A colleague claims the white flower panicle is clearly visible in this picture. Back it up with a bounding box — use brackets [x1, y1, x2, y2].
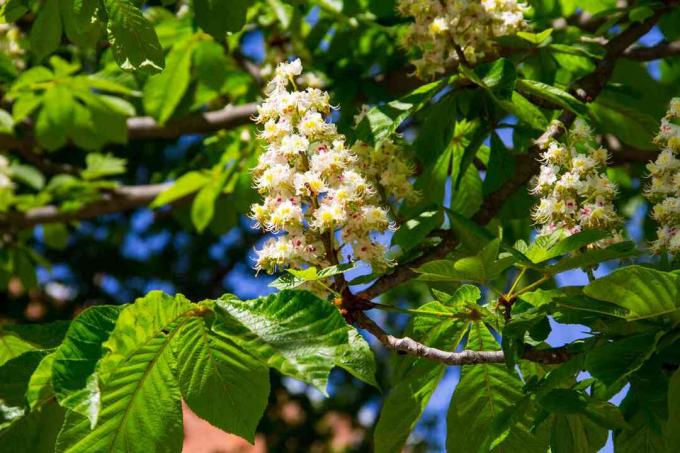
[645, 98, 680, 255]
[250, 59, 417, 274]
[397, 0, 527, 78]
[531, 119, 622, 244]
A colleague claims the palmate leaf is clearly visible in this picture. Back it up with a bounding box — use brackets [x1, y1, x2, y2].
[374, 286, 477, 453]
[215, 290, 377, 391]
[447, 322, 548, 453]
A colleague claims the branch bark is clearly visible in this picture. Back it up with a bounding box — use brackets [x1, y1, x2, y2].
[0, 183, 175, 230]
[356, 312, 571, 365]
[0, 103, 258, 151]
[624, 40, 680, 61]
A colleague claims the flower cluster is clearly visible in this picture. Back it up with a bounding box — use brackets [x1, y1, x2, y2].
[0, 23, 24, 69]
[0, 155, 13, 191]
[645, 98, 680, 255]
[397, 0, 527, 78]
[531, 119, 622, 243]
[250, 59, 417, 274]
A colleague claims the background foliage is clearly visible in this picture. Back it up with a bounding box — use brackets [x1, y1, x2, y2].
[0, 0, 679, 452]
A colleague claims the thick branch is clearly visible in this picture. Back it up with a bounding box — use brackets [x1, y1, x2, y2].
[624, 41, 680, 61]
[0, 103, 258, 151]
[356, 313, 571, 365]
[0, 183, 175, 230]
[357, 9, 664, 301]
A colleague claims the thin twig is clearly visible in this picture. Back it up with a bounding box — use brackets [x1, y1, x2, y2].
[355, 312, 571, 365]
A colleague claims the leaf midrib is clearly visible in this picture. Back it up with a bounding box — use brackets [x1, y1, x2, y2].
[106, 317, 188, 453]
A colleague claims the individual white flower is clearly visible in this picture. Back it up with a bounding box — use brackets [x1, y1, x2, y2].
[250, 59, 417, 275]
[645, 98, 680, 255]
[531, 119, 622, 245]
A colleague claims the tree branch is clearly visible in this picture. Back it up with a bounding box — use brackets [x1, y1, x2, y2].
[355, 312, 571, 365]
[624, 40, 680, 61]
[0, 183, 177, 230]
[0, 103, 258, 152]
[357, 8, 665, 301]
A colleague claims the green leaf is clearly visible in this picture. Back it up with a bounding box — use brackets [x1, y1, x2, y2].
[9, 163, 45, 191]
[546, 241, 637, 276]
[585, 333, 660, 386]
[374, 305, 469, 453]
[12, 92, 43, 122]
[550, 413, 608, 453]
[0, 350, 48, 408]
[0, 109, 13, 134]
[665, 368, 680, 448]
[26, 352, 56, 409]
[270, 263, 356, 290]
[151, 171, 210, 208]
[215, 290, 376, 392]
[0, 400, 65, 453]
[498, 91, 549, 130]
[471, 58, 517, 99]
[450, 163, 482, 218]
[56, 292, 191, 452]
[1, 0, 30, 22]
[29, 0, 62, 61]
[525, 230, 610, 264]
[194, 0, 249, 39]
[391, 209, 443, 253]
[0, 321, 70, 366]
[51, 306, 121, 426]
[447, 323, 544, 452]
[42, 224, 69, 250]
[588, 93, 658, 150]
[35, 85, 75, 151]
[191, 176, 225, 233]
[171, 316, 269, 442]
[583, 265, 680, 321]
[103, 0, 165, 73]
[516, 79, 587, 115]
[193, 39, 228, 91]
[60, 0, 105, 48]
[517, 28, 553, 45]
[81, 153, 127, 180]
[415, 239, 515, 284]
[143, 38, 195, 123]
[483, 132, 514, 197]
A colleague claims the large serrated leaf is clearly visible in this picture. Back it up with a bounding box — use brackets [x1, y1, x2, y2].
[583, 266, 680, 322]
[215, 290, 377, 392]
